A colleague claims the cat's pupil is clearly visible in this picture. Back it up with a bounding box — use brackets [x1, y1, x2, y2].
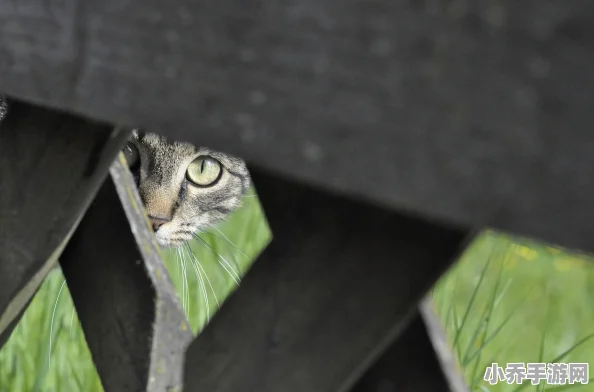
[186, 157, 222, 186]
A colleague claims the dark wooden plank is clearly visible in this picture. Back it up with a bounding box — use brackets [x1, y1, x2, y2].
[351, 300, 469, 392]
[60, 156, 193, 392]
[0, 99, 128, 347]
[183, 168, 470, 391]
[2, 1, 594, 252]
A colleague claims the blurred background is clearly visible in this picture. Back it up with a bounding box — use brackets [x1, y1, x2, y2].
[0, 189, 592, 391]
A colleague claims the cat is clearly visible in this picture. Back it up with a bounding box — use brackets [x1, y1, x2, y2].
[124, 130, 251, 248]
[0, 94, 249, 248]
[0, 94, 250, 372]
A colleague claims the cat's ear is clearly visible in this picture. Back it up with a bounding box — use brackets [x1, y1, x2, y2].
[0, 94, 7, 124]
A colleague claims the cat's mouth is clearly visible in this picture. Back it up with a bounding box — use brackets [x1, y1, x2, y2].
[152, 225, 196, 249]
[148, 215, 189, 248]
[154, 235, 188, 248]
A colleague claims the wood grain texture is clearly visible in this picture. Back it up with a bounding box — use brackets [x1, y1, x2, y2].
[0, 100, 127, 348]
[183, 168, 469, 391]
[60, 157, 193, 392]
[2, 0, 594, 252]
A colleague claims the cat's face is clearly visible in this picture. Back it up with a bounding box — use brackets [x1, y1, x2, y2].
[124, 130, 250, 248]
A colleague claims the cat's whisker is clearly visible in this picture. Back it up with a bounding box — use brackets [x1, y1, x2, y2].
[49, 279, 67, 369]
[174, 247, 182, 286]
[194, 233, 242, 278]
[174, 248, 181, 300]
[182, 250, 191, 315]
[194, 236, 241, 286]
[181, 245, 204, 317]
[196, 262, 220, 311]
[172, 247, 190, 316]
[176, 247, 189, 315]
[210, 227, 250, 260]
[198, 232, 242, 277]
[215, 234, 242, 281]
[183, 243, 212, 322]
[185, 242, 220, 310]
[69, 308, 75, 337]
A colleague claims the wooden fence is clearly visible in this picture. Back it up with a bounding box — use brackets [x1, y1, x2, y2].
[1, 0, 594, 391]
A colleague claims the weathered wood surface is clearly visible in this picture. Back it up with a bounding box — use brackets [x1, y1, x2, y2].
[419, 298, 469, 392]
[60, 156, 193, 392]
[0, 100, 127, 347]
[2, 1, 594, 252]
[183, 168, 469, 391]
[0, 99, 468, 391]
[351, 301, 469, 392]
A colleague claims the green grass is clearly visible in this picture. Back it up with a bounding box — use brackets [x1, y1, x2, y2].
[0, 189, 271, 391]
[433, 230, 594, 391]
[0, 194, 593, 391]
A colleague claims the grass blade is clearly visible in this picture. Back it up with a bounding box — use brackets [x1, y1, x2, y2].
[549, 332, 594, 364]
[463, 247, 508, 366]
[511, 332, 594, 392]
[465, 285, 534, 367]
[452, 247, 494, 350]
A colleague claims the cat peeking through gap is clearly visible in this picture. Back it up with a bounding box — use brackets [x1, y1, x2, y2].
[123, 130, 251, 248]
[0, 94, 251, 249]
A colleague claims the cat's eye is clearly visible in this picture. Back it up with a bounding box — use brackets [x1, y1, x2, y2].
[186, 156, 222, 186]
[123, 142, 140, 170]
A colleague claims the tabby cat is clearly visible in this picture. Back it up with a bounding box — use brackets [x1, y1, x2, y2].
[123, 130, 251, 248]
[0, 94, 250, 247]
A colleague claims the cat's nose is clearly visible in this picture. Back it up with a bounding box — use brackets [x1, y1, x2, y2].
[148, 215, 171, 232]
